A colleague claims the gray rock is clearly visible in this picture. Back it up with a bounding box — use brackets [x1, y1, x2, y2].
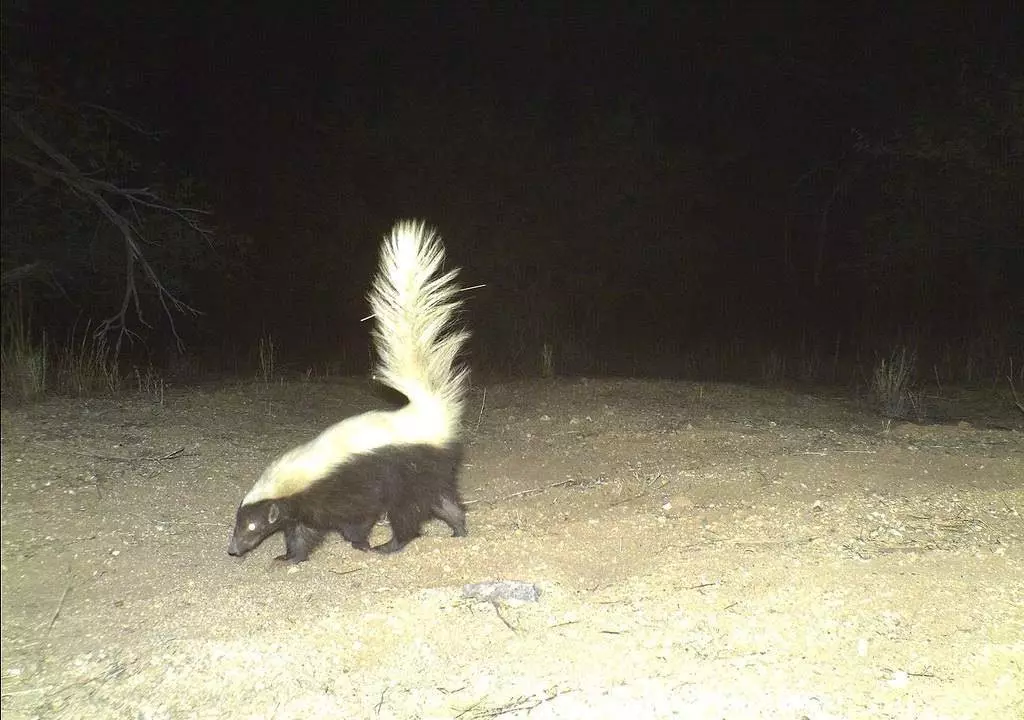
[462, 580, 541, 603]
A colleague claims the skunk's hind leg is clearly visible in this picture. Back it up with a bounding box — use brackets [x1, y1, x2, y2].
[339, 517, 376, 551]
[371, 507, 421, 554]
[432, 493, 467, 537]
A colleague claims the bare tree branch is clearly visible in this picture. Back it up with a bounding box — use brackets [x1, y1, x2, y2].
[0, 262, 44, 287]
[0, 86, 164, 139]
[1, 105, 212, 350]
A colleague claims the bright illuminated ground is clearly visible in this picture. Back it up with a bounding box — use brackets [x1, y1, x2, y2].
[1, 379, 1020, 718]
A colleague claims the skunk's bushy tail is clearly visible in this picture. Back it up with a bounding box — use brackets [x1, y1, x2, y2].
[367, 220, 469, 431]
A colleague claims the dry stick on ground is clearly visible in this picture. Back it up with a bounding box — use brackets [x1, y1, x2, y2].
[43, 444, 187, 463]
[458, 687, 572, 720]
[464, 478, 575, 506]
[325, 566, 365, 577]
[374, 687, 388, 718]
[46, 583, 72, 633]
[474, 387, 488, 433]
[491, 602, 518, 633]
[607, 472, 667, 508]
[2, 107, 211, 350]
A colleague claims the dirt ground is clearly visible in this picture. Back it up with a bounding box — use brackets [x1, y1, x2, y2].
[1, 378, 1021, 719]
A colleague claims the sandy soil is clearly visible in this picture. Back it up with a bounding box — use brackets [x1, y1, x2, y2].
[1, 378, 1021, 719]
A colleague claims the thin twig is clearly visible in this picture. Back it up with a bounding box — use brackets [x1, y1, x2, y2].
[360, 284, 487, 323]
[326, 566, 366, 577]
[474, 387, 487, 433]
[46, 584, 72, 633]
[374, 686, 388, 717]
[491, 602, 518, 633]
[459, 687, 572, 719]
[608, 473, 667, 508]
[41, 444, 186, 463]
[465, 478, 575, 506]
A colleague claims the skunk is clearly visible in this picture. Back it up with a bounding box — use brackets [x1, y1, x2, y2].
[228, 220, 470, 562]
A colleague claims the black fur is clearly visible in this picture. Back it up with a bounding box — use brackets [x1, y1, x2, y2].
[227, 443, 466, 563]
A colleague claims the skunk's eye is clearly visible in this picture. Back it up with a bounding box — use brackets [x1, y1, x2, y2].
[247, 522, 257, 531]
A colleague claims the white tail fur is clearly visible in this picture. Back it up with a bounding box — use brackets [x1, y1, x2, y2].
[367, 220, 469, 427]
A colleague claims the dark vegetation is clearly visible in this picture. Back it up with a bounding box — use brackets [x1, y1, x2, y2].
[2, 6, 1021, 414]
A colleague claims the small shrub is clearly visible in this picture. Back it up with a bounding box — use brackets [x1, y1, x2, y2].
[54, 327, 121, 396]
[872, 346, 917, 418]
[134, 366, 165, 404]
[257, 334, 275, 383]
[760, 350, 786, 384]
[0, 298, 47, 401]
[540, 342, 554, 378]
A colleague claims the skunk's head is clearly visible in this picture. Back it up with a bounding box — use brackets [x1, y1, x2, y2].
[228, 500, 284, 557]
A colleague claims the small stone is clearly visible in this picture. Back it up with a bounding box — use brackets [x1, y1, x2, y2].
[463, 580, 540, 603]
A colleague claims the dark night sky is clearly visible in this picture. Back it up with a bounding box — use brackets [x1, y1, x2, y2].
[18, 5, 1005, 217]
[4, 3, 1021, 376]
